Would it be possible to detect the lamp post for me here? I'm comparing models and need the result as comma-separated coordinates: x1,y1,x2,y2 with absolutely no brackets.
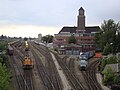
110,43,113,55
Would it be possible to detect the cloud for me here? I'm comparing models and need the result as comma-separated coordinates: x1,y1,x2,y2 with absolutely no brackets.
0,24,60,37
0,0,120,37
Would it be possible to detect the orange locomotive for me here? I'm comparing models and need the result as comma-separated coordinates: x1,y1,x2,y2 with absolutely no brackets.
23,56,33,69
23,41,33,69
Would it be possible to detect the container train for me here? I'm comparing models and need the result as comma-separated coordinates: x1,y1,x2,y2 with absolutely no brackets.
78,50,95,71
7,45,14,55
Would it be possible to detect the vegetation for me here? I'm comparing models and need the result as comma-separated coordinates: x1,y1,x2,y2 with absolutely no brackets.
0,41,11,90
0,41,7,51
0,34,7,40
99,55,120,85
103,66,115,85
42,35,53,43
0,63,11,90
95,19,120,55
68,34,76,44
99,56,118,72
103,66,120,85
24,37,28,41
102,43,112,55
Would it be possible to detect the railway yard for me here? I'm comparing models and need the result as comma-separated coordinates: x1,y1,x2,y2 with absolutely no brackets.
8,40,103,90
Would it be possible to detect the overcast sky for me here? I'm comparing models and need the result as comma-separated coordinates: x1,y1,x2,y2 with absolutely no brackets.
0,0,120,37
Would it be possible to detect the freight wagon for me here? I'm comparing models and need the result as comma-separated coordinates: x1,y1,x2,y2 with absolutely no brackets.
7,45,14,55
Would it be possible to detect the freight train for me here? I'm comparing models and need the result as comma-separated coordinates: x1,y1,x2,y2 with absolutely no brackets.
7,45,14,55
78,50,95,71
23,41,33,69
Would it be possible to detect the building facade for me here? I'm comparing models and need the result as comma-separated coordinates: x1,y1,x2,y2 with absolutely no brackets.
53,7,101,52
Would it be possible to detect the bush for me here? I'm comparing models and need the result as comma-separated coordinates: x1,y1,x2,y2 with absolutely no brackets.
100,59,107,72
0,41,7,51
0,63,11,90
103,66,115,85
0,55,8,65
107,56,118,64
114,74,120,84
100,56,118,73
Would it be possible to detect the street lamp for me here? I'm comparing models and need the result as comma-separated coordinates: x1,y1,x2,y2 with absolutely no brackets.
110,43,113,54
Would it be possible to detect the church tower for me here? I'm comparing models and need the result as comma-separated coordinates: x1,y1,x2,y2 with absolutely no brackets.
76,7,85,32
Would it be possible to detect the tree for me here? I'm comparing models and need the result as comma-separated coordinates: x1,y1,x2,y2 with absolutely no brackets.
24,37,28,41
114,74,120,84
95,19,120,54
68,34,76,44
102,43,112,55
42,35,53,43
103,66,115,85
0,63,11,90
0,41,7,51
106,56,118,64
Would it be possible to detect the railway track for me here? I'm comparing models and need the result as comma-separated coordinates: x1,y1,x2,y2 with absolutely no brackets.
68,58,75,73
82,60,103,90
32,43,62,86
9,43,34,90
9,56,33,90
30,43,62,90
53,52,85,90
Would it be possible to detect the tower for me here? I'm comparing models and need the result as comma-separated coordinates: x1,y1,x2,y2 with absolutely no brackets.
38,33,42,42
76,7,85,32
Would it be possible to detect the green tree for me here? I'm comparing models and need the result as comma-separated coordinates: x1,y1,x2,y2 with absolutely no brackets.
68,34,76,44
102,43,112,55
114,74,120,84
0,41,7,51
42,35,53,43
95,19,120,54
0,55,8,65
106,56,118,64
100,59,105,72
103,66,115,85
0,63,11,90
24,37,28,41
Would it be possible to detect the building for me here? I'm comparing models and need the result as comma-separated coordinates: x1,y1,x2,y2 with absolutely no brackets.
38,33,42,42
53,7,101,53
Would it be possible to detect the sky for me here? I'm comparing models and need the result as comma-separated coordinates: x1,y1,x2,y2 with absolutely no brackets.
0,0,120,38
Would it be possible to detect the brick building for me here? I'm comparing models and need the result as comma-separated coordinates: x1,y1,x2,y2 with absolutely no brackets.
53,7,101,53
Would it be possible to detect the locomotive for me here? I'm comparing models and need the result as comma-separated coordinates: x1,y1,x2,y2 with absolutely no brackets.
78,59,87,71
78,50,95,71
25,41,29,51
23,56,33,69
23,41,33,69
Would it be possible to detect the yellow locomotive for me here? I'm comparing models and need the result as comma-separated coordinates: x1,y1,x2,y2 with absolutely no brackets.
23,56,33,69
25,41,29,51
23,41,33,69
